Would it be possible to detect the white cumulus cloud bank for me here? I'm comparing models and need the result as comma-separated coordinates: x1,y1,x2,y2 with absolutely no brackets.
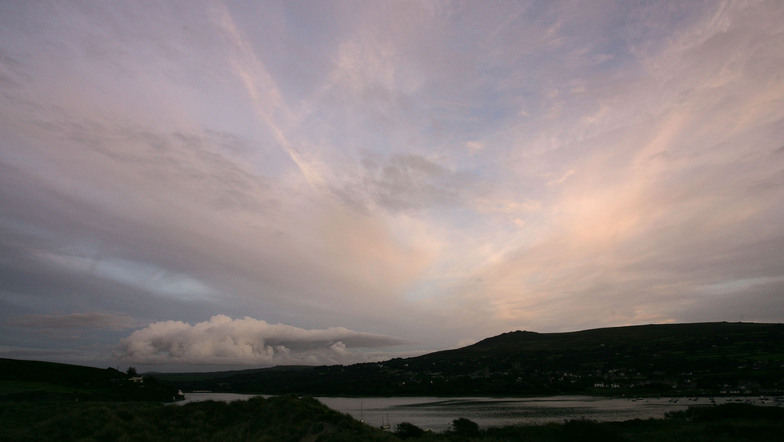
117,315,409,366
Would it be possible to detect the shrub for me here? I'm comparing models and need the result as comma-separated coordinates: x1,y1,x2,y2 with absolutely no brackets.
686,403,784,422
394,421,425,439
450,417,480,436
561,418,625,442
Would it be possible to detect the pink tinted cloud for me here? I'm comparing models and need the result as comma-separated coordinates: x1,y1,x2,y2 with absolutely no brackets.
117,315,409,366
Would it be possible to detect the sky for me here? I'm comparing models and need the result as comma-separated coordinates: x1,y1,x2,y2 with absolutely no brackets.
1,0,783,372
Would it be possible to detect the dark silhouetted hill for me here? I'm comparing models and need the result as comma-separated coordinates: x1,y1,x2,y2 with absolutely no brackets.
0,358,181,402
158,322,784,397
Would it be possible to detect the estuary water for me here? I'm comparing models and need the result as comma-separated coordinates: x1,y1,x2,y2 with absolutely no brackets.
177,392,265,404
179,393,775,432
317,395,719,432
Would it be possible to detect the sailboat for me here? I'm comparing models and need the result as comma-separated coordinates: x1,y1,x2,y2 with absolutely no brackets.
380,413,391,430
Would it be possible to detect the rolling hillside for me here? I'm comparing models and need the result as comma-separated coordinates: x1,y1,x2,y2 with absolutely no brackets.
0,358,181,402
159,322,784,397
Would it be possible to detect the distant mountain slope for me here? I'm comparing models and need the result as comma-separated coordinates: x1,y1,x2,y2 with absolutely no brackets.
160,322,784,397
415,322,783,361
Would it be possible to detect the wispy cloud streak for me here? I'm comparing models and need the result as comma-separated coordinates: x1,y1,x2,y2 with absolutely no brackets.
208,1,323,187
0,1,782,368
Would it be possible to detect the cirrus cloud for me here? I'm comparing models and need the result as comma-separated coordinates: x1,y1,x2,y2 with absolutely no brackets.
1,1,783,370
8,311,137,331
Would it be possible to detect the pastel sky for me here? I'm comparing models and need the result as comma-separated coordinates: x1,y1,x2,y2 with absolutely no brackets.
1,1,783,371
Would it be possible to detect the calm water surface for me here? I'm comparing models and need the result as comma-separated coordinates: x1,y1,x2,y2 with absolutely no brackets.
318,396,722,432
177,392,264,404
179,393,776,432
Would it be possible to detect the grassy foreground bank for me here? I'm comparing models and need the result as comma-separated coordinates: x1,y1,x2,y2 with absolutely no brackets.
0,395,394,441
1,396,782,441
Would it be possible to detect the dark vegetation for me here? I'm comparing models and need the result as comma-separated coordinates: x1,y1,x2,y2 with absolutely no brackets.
2,322,783,440
0,358,181,402
157,322,784,397
1,399,782,441
0,395,397,441
0,359,394,440
390,404,784,441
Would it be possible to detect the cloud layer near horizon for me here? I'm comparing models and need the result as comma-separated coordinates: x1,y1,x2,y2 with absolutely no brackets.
1,1,783,368
117,315,408,366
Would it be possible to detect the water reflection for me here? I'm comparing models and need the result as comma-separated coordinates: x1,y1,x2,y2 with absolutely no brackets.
176,392,263,404
177,393,777,433
316,396,775,432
